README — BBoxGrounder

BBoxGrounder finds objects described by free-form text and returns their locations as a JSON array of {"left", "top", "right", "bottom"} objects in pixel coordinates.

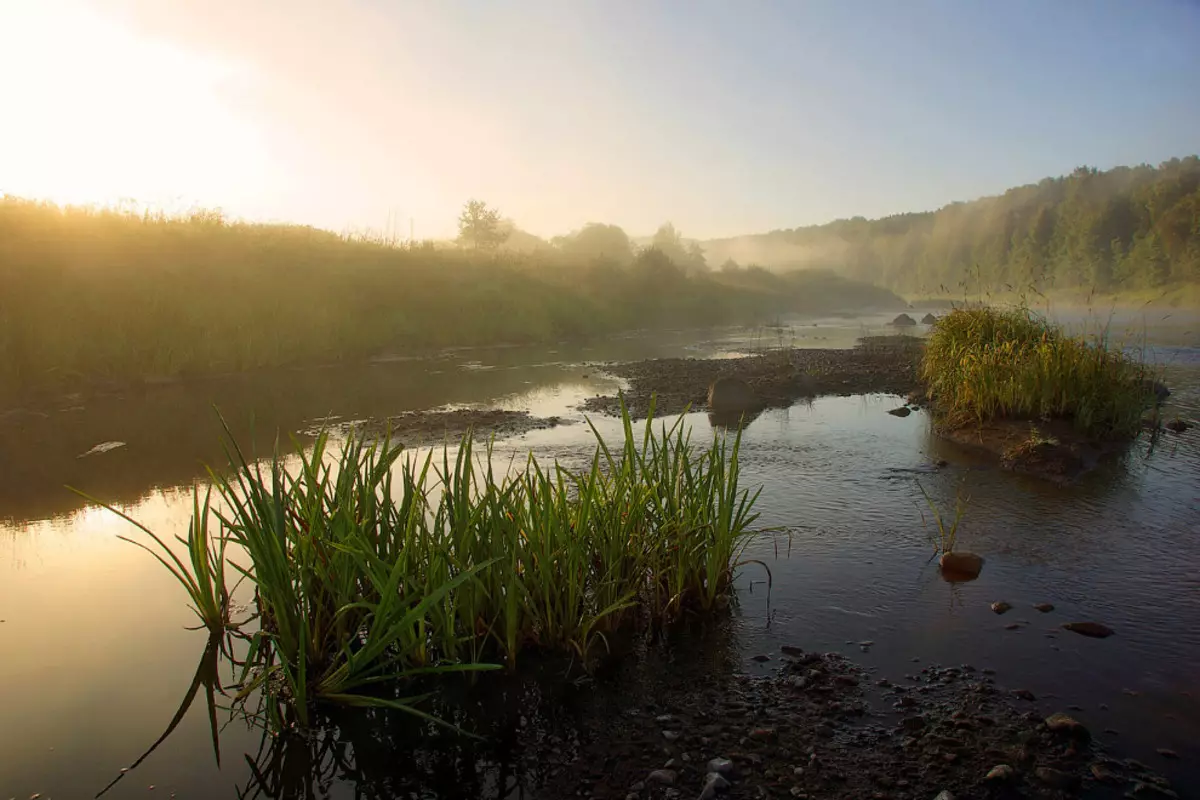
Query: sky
[{"left": 1, "top": 0, "right": 1198, "bottom": 240}]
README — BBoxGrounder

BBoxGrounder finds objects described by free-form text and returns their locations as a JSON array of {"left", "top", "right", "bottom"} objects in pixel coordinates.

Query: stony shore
[
  {"left": 539, "top": 647, "right": 1179, "bottom": 800},
  {"left": 581, "top": 336, "right": 925, "bottom": 420}
]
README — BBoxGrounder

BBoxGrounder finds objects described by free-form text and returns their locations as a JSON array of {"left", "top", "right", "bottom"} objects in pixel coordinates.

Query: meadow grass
[
  {"left": 109, "top": 403, "right": 761, "bottom": 729},
  {"left": 920, "top": 305, "right": 1154, "bottom": 437},
  {"left": 0, "top": 198, "right": 899, "bottom": 392}
]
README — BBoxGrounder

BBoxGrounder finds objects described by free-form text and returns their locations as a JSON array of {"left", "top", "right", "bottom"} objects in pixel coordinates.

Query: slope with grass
[{"left": 0, "top": 198, "right": 902, "bottom": 393}]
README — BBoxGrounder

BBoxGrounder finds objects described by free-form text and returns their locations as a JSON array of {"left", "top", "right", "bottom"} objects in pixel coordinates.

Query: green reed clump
[
  {"left": 921, "top": 306, "right": 1154, "bottom": 437},
  {"left": 110, "top": 403, "right": 760, "bottom": 728},
  {"left": 74, "top": 487, "right": 234, "bottom": 633}
]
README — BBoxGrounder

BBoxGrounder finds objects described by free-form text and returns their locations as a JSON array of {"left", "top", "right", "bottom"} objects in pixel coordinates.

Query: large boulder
[
  {"left": 891, "top": 313, "right": 917, "bottom": 327},
  {"left": 707, "top": 377, "right": 758, "bottom": 413}
]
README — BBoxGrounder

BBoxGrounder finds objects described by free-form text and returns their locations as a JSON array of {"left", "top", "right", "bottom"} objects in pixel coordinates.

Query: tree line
[{"left": 703, "top": 156, "right": 1200, "bottom": 296}]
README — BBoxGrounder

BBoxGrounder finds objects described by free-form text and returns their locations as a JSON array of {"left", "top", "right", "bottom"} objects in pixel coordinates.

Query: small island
[{"left": 918, "top": 306, "right": 1164, "bottom": 483}]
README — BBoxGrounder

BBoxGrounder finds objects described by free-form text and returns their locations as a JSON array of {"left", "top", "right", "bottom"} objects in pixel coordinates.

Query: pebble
[
  {"left": 646, "top": 769, "right": 676, "bottom": 786},
  {"left": 698, "top": 772, "right": 730, "bottom": 800},
  {"left": 1063, "top": 621, "right": 1115, "bottom": 638},
  {"left": 748, "top": 728, "right": 776, "bottom": 742},
  {"left": 1090, "top": 762, "right": 1120, "bottom": 783},
  {"left": 1045, "top": 712, "right": 1091, "bottom": 740},
  {"left": 1035, "top": 767, "right": 1079, "bottom": 789},
  {"left": 933, "top": 791, "right": 956, "bottom": 800},
  {"left": 707, "top": 757, "right": 733, "bottom": 776},
  {"left": 1034, "top": 603, "right": 1055, "bottom": 612},
  {"left": 985, "top": 764, "right": 1014, "bottom": 782},
  {"left": 662, "top": 730, "right": 680, "bottom": 742},
  {"left": 990, "top": 601, "right": 1012, "bottom": 614}
]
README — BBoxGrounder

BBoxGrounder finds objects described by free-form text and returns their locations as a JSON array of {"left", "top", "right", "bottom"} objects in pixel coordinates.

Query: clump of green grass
[
  {"left": 921, "top": 305, "right": 1154, "bottom": 437},
  {"left": 107, "top": 402, "right": 761, "bottom": 729},
  {"left": 915, "top": 479, "right": 969, "bottom": 555}
]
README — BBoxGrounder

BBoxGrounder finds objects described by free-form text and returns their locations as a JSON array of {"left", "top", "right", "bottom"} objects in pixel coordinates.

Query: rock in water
[
  {"left": 921, "top": 313, "right": 938, "bottom": 325},
  {"left": 891, "top": 313, "right": 917, "bottom": 326},
  {"left": 939, "top": 551, "right": 984, "bottom": 580},
  {"left": 990, "top": 601, "right": 1012, "bottom": 614},
  {"left": 707, "top": 377, "right": 758, "bottom": 413},
  {"left": 888, "top": 406, "right": 912, "bottom": 417},
  {"left": 1034, "top": 603, "right": 1055, "bottom": 613},
  {"left": 1045, "top": 713, "right": 1091, "bottom": 740},
  {"left": 1165, "top": 418, "right": 1192, "bottom": 433},
  {"left": 1063, "top": 621, "right": 1115, "bottom": 638}
]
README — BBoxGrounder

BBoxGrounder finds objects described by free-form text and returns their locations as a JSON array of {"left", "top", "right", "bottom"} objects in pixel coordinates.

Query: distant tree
[
  {"left": 720, "top": 257, "right": 741, "bottom": 273},
  {"left": 651, "top": 222, "right": 686, "bottom": 261},
  {"left": 685, "top": 241, "right": 709, "bottom": 273},
  {"left": 457, "top": 200, "right": 509, "bottom": 251},
  {"left": 553, "top": 222, "right": 634, "bottom": 264},
  {"left": 631, "top": 246, "right": 685, "bottom": 286}
]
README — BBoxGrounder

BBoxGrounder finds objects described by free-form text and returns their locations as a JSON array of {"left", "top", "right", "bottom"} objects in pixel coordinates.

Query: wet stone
[
  {"left": 1045, "top": 712, "right": 1091, "bottom": 740},
  {"left": 647, "top": 769, "right": 677, "bottom": 787},
  {"left": 1035, "top": 767, "right": 1080, "bottom": 790},
  {"left": 1063, "top": 621, "right": 1115, "bottom": 638},
  {"left": 707, "top": 757, "right": 733, "bottom": 776}
]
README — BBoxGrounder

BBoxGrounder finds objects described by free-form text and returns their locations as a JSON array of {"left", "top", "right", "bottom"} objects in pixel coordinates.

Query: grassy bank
[
  {"left": 920, "top": 306, "right": 1154, "bottom": 438},
  {"left": 103, "top": 405, "right": 762, "bottom": 728},
  {"left": 0, "top": 198, "right": 901, "bottom": 392}
]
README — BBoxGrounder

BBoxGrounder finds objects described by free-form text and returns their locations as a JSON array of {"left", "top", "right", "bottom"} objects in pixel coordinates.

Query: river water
[{"left": 1, "top": 309, "right": 1197, "bottom": 798}]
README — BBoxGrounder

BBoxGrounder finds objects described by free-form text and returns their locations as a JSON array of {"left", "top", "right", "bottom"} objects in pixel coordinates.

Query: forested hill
[{"left": 703, "top": 157, "right": 1200, "bottom": 296}]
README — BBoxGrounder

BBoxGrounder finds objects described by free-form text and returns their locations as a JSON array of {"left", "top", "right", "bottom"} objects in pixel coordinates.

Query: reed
[
  {"left": 106, "top": 402, "right": 761, "bottom": 728},
  {"left": 920, "top": 305, "right": 1154, "bottom": 437}
]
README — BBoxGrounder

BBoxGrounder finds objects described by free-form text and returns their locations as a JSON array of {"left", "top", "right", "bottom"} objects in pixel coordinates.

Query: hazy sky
[{"left": 1, "top": 0, "right": 1198, "bottom": 240}]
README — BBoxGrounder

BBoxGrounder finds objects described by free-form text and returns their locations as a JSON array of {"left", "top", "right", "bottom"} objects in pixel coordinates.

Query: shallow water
[{"left": 1, "top": 308, "right": 1198, "bottom": 798}]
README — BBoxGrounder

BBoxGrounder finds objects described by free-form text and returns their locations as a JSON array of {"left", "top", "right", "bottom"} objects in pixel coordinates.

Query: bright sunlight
[{"left": 0, "top": 0, "right": 269, "bottom": 214}]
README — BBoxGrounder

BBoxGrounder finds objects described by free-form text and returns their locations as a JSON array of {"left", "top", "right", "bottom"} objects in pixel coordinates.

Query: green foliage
[
  {"left": 73, "top": 486, "right": 233, "bottom": 633},
  {"left": 921, "top": 306, "right": 1154, "bottom": 437},
  {"left": 704, "top": 156, "right": 1200, "bottom": 296},
  {"left": 552, "top": 222, "right": 635, "bottom": 264},
  {"left": 0, "top": 198, "right": 902, "bottom": 391},
  {"left": 456, "top": 199, "right": 509, "bottom": 251},
  {"left": 915, "top": 479, "right": 969, "bottom": 555},
  {"left": 106, "top": 403, "right": 762, "bottom": 728}
]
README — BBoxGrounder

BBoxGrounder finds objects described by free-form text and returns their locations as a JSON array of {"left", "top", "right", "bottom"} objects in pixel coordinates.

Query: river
[{"left": 1, "top": 308, "right": 1197, "bottom": 798}]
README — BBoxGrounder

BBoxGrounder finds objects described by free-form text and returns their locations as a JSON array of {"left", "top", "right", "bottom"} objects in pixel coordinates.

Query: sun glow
[{"left": 0, "top": 0, "right": 271, "bottom": 214}]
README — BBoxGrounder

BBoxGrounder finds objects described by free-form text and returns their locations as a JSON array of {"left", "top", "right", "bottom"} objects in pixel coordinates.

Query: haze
[{"left": 1, "top": 0, "right": 1198, "bottom": 239}]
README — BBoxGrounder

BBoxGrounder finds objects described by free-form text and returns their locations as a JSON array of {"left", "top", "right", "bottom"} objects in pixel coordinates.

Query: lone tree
[{"left": 457, "top": 199, "right": 509, "bottom": 251}]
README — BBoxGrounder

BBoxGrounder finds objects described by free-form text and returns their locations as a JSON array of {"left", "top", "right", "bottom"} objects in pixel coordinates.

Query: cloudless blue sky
[{"left": 5, "top": 0, "right": 1200, "bottom": 237}]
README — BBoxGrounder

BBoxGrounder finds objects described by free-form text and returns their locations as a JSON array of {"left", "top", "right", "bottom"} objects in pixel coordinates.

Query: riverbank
[{"left": 536, "top": 646, "right": 1180, "bottom": 799}]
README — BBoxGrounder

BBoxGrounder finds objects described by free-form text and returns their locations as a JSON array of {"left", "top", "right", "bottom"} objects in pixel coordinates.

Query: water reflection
[{"left": 2, "top": 310, "right": 1199, "bottom": 796}]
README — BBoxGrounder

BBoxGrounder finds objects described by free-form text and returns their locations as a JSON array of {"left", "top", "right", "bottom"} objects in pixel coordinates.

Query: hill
[{"left": 703, "top": 157, "right": 1200, "bottom": 299}]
